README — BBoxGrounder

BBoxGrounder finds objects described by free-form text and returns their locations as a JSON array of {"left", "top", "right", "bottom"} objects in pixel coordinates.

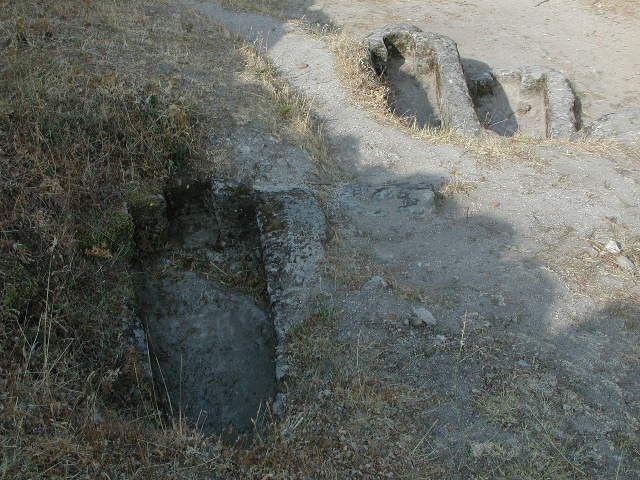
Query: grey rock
[
  {"left": 272, "top": 392, "right": 287, "bottom": 417},
  {"left": 337, "top": 183, "right": 436, "bottom": 224},
  {"left": 615, "top": 255, "right": 636, "bottom": 272},
  {"left": 574, "top": 108, "right": 640, "bottom": 148},
  {"left": 410, "top": 317, "right": 424, "bottom": 327},
  {"left": 365, "top": 24, "right": 481, "bottom": 135},
  {"left": 604, "top": 239, "right": 622, "bottom": 254},
  {"left": 139, "top": 271, "right": 276, "bottom": 434},
  {"left": 255, "top": 186, "right": 327, "bottom": 340},
  {"left": 362, "top": 275, "right": 389, "bottom": 291},
  {"left": 466, "top": 65, "right": 578, "bottom": 138},
  {"left": 412, "top": 306, "right": 437, "bottom": 326}
]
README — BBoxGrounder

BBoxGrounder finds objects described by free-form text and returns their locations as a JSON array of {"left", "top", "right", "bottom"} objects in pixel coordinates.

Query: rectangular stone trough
[
  {"left": 466, "top": 65, "right": 579, "bottom": 138},
  {"left": 365, "top": 23, "right": 481, "bottom": 136},
  {"left": 132, "top": 178, "right": 327, "bottom": 435}
]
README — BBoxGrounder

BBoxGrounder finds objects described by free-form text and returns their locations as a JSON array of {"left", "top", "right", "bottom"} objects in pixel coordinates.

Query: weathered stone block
[
  {"left": 365, "top": 24, "right": 481, "bottom": 135},
  {"left": 466, "top": 65, "right": 578, "bottom": 138}
]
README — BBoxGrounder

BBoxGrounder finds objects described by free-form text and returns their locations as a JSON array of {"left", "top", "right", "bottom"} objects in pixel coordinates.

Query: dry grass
[
  {"left": 0, "top": 1, "right": 440, "bottom": 478},
  {"left": 323, "top": 29, "right": 391, "bottom": 116},
  {"left": 0, "top": 0, "right": 223, "bottom": 477},
  {"left": 239, "top": 42, "right": 339, "bottom": 180},
  {"left": 217, "top": 0, "right": 297, "bottom": 16},
  {"left": 0, "top": 0, "right": 338, "bottom": 478}
]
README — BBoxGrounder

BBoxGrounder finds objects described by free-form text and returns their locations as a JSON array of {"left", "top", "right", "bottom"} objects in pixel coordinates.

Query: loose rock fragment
[
  {"left": 362, "top": 275, "right": 389, "bottom": 291},
  {"left": 412, "top": 306, "right": 437, "bottom": 326},
  {"left": 604, "top": 240, "right": 622, "bottom": 254}
]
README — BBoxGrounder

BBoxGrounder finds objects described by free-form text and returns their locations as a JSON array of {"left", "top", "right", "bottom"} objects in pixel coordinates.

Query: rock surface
[
  {"left": 140, "top": 271, "right": 276, "bottom": 434},
  {"left": 256, "top": 187, "right": 327, "bottom": 340},
  {"left": 466, "top": 65, "right": 578, "bottom": 138},
  {"left": 412, "top": 306, "right": 437, "bottom": 326},
  {"left": 255, "top": 186, "right": 328, "bottom": 378},
  {"left": 575, "top": 108, "right": 640, "bottom": 148},
  {"left": 365, "top": 23, "right": 481, "bottom": 135}
]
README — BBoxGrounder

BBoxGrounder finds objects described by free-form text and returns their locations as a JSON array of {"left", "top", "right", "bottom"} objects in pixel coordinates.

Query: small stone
[
  {"left": 318, "top": 389, "right": 332, "bottom": 399},
  {"left": 362, "top": 275, "right": 389, "bottom": 291},
  {"left": 296, "top": 63, "right": 309, "bottom": 69},
  {"left": 410, "top": 317, "right": 424, "bottom": 327},
  {"left": 412, "top": 306, "right": 437, "bottom": 326},
  {"left": 516, "top": 360, "right": 531, "bottom": 368},
  {"left": 586, "top": 246, "right": 599, "bottom": 257},
  {"left": 403, "top": 318, "right": 410, "bottom": 326},
  {"left": 435, "top": 335, "right": 446, "bottom": 344},
  {"left": 272, "top": 393, "right": 286, "bottom": 416},
  {"left": 470, "top": 441, "right": 496, "bottom": 459},
  {"left": 615, "top": 255, "right": 637, "bottom": 272},
  {"left": 604, "top": 240, "right": 622, "bottom": 254}
]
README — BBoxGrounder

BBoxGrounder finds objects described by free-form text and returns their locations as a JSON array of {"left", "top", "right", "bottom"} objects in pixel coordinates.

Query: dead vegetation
[
  {"left": 239, "top": 42, "right": 338, "bottom": 180},
  {"left": 0, "top": 0, "right": 333, "bottom": 478},
  {"left": 217, "top": 0, "right": 296, "bottom": 16}
]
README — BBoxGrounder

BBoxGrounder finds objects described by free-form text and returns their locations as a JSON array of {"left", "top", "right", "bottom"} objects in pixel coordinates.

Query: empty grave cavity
[
  {"left": 465, "top": 63, "right": 579, "bottom": 138},
  {"left": 380, "top": 33, "right": 442, "bottom": 129},
  {"left": 137, "top": 179, "right": 276, "bottom": 435},
  {"left": 365, "top": 24, "right": 481, "bottom": 135}
]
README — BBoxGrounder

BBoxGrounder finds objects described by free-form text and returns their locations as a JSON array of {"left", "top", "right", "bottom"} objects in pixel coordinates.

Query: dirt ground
[
  {"left": 187, "top": 0, "right": 640, "bottom": 478},
  {"left": 309, "top": 0, "right": 640, "bottom": 126}
]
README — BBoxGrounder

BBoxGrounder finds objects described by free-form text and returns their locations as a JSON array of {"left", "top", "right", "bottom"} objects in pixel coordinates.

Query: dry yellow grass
[{"left": 238, "top": 42, "right": 339, "bottom": 180}]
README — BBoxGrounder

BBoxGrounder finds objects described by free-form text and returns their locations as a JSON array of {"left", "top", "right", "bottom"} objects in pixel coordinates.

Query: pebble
[
  {"left": 412, "top": 306, "right": 437, "bottom": 326},
  {"left": 616, "top": 255, "right": 636, "bottom": 272},
  {"left": 516, "top": 360, "right": 531, "bottom": 368},
  {"left": 296, "top": 63, "right": 309, "bottom": 69},
  {"left": 586, "top": 246, "right": 599, "bottom": 257},
  {"left": 435, "top": 335, "right": 446, "bottom": 344},
  {"left": 604, "top": 240, "right": 622, "bottom": 254},
  {"left": 410, "top": 317, "right": 424, "bottom": 327}
]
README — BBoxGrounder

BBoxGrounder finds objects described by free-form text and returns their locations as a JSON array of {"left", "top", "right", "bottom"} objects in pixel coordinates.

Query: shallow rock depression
[{"left": 138, "top": 179, "right": 277, "bottom": 434}]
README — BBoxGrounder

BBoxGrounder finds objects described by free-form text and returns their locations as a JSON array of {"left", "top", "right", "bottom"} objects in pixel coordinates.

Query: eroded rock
[
  {"left": 466, "top": 65, "right": 578, "bottom": 138},
  {"left": 255, "top": 186, "right": 328, "bottom": 341},
  {"left": 574, "top": 108, "right": 640, "bottom": 148},
  {"left": 140, "top": 271, "right": 276, "bottom": 434},
  {"left": 365, "top": 24, "right": 481, "bottom": 135}
]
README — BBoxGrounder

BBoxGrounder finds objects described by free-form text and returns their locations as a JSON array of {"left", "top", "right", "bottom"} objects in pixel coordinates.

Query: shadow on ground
[{"left": 162, "top": 2, "right": 640, "bottom": 477}]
